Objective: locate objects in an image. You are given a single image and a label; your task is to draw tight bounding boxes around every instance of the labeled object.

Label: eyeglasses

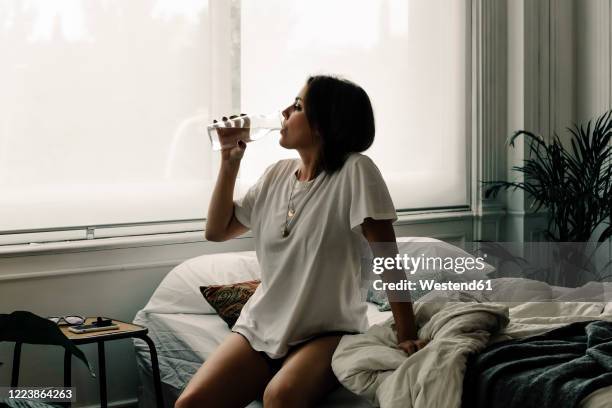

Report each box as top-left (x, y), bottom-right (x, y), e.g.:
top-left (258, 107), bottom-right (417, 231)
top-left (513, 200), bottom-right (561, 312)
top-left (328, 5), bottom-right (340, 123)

top-left (48, 315), bottom-right (86, 326)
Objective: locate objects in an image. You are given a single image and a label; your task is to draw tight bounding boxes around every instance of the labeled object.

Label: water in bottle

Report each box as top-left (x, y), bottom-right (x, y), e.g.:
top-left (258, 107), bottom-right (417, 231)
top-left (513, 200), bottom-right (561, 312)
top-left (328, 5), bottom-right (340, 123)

top-left (207, 112), bottom-right (282, 151)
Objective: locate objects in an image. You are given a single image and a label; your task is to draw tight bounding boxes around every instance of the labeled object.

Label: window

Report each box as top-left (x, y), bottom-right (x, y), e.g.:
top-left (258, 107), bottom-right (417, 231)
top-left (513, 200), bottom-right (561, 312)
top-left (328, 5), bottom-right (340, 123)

top-left (0, 0), bottom-right (470, 245)
top-left (239, 0), bottom-right (470, 211)
top-left (0, 0), bottom-right (225, 243)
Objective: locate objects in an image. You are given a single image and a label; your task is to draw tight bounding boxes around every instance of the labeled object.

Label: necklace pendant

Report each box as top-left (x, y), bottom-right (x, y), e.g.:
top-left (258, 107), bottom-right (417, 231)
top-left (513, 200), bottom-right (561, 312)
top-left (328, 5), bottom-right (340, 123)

top-left (281, 227), bottom-right (289, 238)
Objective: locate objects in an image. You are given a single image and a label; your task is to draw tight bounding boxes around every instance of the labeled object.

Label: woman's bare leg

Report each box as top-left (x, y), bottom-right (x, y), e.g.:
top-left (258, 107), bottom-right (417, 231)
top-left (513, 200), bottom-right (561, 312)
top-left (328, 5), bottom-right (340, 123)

top-left (263, 334), bottom-right (343, 408)
top-left (175, 332), bottom-right (274, 408)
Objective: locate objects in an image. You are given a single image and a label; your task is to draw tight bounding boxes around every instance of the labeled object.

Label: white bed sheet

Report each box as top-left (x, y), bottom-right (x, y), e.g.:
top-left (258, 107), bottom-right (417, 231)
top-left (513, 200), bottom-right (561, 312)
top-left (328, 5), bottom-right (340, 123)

top-left (134, 302), bottom-right (392, 408)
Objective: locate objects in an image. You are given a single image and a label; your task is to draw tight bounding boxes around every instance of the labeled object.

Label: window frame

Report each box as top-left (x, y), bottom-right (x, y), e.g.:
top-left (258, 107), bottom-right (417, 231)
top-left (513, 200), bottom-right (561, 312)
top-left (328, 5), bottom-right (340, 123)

top-left (1, 0), bottom-right (477, 248)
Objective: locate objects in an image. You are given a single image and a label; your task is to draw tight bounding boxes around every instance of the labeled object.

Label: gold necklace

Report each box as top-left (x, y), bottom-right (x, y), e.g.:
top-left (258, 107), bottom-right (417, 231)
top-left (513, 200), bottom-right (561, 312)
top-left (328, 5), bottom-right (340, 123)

top-left (282, 175), bottom-right (298, 238)
top-left (281, 169), bottom-right (313, 238)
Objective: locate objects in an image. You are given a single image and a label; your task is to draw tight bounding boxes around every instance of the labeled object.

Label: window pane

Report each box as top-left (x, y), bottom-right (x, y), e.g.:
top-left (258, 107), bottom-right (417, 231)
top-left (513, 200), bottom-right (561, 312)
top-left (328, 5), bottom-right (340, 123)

top-left (0, 0), bottom-right (218, 232)
top-left (1, 0), bottom-right (469, 237)
top-left (240, 0), bottom-right (469, 209)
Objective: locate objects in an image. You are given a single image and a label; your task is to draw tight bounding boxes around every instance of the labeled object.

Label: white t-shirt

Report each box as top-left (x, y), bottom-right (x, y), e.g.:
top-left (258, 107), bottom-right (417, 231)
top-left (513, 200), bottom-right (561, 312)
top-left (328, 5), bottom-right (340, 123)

top-left (232, 153), bottom-right (397, 358)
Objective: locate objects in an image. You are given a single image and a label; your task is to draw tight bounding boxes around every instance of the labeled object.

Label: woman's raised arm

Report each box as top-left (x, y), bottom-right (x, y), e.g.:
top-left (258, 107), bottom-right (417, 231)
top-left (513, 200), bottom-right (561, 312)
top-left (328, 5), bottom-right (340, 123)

top-left (205, 128), bottom-right (249, 242)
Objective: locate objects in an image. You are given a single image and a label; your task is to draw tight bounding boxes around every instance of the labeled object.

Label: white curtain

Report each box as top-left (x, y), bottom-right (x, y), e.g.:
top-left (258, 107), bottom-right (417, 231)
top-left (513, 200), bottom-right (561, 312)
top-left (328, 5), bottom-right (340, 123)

top-left (240, 0), bottom-right (469, 210)
top-left (0, 0), bottom-right (469, 243)
top-left (0, 0), bottom-right (229, 239)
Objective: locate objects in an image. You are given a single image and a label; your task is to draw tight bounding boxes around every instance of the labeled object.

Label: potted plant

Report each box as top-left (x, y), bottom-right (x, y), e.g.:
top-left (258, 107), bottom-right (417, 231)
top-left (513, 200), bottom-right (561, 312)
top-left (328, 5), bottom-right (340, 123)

top-left (484, 110), bottom-right (612, 286)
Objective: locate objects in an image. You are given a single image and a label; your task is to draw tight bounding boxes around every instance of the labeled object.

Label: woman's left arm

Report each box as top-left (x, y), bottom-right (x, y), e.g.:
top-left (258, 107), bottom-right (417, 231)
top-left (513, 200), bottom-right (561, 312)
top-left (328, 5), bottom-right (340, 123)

top-left (361, 217), bottom-right (428, 354)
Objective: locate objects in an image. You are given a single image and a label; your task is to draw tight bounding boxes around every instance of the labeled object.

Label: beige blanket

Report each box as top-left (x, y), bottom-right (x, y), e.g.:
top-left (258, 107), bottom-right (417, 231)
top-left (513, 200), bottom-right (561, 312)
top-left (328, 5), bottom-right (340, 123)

top-left (332, 301), bottom-right (509, 408)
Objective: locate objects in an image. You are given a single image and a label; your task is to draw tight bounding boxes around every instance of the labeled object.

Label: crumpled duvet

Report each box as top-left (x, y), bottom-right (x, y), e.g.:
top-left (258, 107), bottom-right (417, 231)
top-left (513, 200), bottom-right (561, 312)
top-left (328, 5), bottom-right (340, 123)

top-left (331, 301), bottom-right (510, 408)
top-left (332, 280), bottom-right (612, 408)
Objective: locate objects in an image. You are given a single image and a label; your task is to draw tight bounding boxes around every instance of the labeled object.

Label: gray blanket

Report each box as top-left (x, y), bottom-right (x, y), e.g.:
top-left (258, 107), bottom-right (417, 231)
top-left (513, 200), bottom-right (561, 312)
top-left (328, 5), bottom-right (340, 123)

top-left (462, 320), bottom-right (612, 408)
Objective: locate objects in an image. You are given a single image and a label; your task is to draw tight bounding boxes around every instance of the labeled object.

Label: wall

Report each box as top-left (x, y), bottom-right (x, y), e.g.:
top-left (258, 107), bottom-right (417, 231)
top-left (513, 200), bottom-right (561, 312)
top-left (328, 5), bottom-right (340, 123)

top-left (0, 234), bottom-right (252, 407)
top-left (503, 0), bottom-right (612, 242)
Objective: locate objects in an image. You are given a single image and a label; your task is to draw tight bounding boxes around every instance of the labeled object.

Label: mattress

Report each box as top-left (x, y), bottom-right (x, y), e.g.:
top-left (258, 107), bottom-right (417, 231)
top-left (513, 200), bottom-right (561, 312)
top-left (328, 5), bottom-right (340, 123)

top-left (133, 302), bottom-right (392, 408)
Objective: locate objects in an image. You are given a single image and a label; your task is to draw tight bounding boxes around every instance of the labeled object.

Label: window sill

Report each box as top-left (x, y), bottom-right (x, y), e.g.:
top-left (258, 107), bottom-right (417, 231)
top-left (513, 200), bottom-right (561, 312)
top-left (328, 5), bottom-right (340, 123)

top-left (0, 231), bottom-right (215, 257)
top-left (0, 208), bottom-right (494, 257)
top-left (395, 208), bottom-right (474, 225)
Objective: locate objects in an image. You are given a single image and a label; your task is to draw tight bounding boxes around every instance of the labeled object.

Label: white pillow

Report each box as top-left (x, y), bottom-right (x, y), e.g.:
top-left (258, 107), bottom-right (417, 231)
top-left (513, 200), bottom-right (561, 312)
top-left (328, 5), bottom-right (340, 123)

top-left (601, 282), bottom-right (612, 315)
top-left (142, 251), bottom-right (260, 315)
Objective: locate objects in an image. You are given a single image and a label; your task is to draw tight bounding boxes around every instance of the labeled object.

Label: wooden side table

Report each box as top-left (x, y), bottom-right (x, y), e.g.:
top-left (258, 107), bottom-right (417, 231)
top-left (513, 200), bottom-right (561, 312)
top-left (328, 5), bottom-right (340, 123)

top-left (11, 318), bottom-right (164, 408)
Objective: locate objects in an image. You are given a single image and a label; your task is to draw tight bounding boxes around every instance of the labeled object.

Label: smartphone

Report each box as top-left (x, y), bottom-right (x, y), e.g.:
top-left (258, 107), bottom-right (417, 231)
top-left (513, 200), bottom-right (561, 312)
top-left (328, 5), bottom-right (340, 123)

top-left (68, 323), bottom-right (120, 334)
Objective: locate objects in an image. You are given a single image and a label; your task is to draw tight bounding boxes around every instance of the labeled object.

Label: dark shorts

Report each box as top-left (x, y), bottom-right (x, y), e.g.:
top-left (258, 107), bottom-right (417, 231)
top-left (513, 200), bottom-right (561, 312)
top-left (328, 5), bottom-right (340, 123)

top-left (236, 330), bottom-right (356, 375)
top-left (259, 351), bottom-right (285, 374)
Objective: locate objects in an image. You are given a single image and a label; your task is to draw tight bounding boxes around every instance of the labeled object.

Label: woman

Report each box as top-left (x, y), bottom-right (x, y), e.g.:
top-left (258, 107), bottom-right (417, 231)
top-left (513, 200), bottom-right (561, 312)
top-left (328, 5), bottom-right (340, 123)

top-left (175, 75), bottom-right (427, 408)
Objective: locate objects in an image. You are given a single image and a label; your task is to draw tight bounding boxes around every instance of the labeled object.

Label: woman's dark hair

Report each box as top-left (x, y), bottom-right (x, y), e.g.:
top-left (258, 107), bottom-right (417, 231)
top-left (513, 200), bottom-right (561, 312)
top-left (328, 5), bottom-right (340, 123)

top-left (305, 75), bottom-right (375, 173)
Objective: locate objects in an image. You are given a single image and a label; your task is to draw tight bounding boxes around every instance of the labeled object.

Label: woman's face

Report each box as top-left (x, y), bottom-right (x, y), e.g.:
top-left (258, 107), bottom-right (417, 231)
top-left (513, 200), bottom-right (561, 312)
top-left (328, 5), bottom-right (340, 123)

top-left (280, 84), bottom-right (319, 150)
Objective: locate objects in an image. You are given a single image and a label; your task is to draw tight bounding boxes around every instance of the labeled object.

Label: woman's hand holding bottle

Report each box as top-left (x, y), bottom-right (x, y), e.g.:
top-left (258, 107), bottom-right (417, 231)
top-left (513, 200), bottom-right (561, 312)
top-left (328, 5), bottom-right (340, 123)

top-left (206, 114), bottom-right (249, 242)
top-left (216, 114), bottom-right (249, 163)
top-left (208, 111), bottom-right (282, 155)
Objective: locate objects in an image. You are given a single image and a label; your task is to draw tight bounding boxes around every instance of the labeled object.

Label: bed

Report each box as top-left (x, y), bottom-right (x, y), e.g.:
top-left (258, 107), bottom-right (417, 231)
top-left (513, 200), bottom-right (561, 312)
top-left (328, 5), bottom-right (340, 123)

top-left (134, 304), bottom-right (390, 407)
top-left (133, 250), bottom-right (391, 407)
top-left (133, 248), bottom-right (612, 408)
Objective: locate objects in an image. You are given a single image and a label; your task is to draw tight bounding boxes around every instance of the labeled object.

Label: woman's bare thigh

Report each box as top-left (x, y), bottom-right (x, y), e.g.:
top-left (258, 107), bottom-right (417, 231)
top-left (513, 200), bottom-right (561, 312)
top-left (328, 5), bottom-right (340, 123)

top-left (263, 334), bottom-right (343, 408)
top-left (175, 332), bottom-right (274, 408)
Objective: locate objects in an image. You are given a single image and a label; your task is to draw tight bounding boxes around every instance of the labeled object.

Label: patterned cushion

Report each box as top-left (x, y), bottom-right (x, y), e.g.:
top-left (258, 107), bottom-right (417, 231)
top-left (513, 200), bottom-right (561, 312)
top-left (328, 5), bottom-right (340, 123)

top-left (200, 280), bottom-right (260, 328)
top-left (366, 286), bottom-right (393, 311)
